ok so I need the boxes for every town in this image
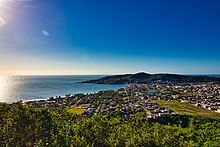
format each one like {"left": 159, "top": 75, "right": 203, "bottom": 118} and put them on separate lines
{"left": 23, "top": 82, "right": 220, "bottom": 120}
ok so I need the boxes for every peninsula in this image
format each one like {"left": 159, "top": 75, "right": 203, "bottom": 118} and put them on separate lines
{"left": 82, "top": 72, "right": 220, "bottom": 84}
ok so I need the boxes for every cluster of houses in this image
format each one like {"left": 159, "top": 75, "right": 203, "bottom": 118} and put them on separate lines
{"left": 81, "top": 89, "right": 177, "bottom": 120}
{"left": 23, "top": 82, "right": 220, "bottom": 120}
{"left": 127, "top": 83, "right": 220, "bottom": 113}
{"left": 24, "top": 94, "right": 86, "bottom": 108}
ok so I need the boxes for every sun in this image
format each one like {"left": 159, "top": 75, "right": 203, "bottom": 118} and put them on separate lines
{"left": 0, "top": 0, "right": 7, "bottom": 6}
{"left": 0, "top": 0, "right": 10, "bottom": 11}
{"left": 0, "top": 0, "right": 5, "bottom": 13}
{"left": 0, "top": 0, "right": 9, "bottom": 27}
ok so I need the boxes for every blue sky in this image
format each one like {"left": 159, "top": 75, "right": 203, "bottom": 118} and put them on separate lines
{"left": 0, "top": 0, "right": 220, "bottom": 75}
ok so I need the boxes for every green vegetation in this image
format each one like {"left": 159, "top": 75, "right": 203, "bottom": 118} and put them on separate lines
{"left": 1, "top": 102, "right": 220, "bottom": 146}
{"left": 68, "top": 107, "right": 85, "bottom": 114}
{"left": 180, "top": 92, "right": 199, "bottom": 96}
{"left": 99, "top": 90, "right": 118, "bottom": 98}
{"left": 82, "top": 72, "right": 220, "bottom": 84}
{"left": 154, "top": 100, "right": 220, "bottom": 120}
{"left": 80, "top": 104, "right": 90, "bottom": 108}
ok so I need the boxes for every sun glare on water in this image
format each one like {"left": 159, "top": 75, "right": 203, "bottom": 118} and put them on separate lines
{"left": 0, "top": 76, "right": 13, "bottom": 102}
{"left": 0, "top": 76, "right": 6, "bottom": 102}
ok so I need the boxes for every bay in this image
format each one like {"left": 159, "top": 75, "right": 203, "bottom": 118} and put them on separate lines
{"left": 0, "top": 75, "right": 125, "bottom": 103}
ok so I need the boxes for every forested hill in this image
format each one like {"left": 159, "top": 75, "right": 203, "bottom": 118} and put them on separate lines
{"left": 82, "top": 72, "right": 220, "bottom": 84}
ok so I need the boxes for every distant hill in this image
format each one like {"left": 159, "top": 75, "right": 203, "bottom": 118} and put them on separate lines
{"left": 81, "top": 72, "right": 220, "bottom": 84}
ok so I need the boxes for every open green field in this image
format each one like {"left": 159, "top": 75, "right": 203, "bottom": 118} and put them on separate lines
{"left": 68, "top": 107, "right": 85, "bottom": 115}
{"left": 154, "top": 100, "right": 220, "bottom": 120}
{"left": 180, "top": 92, "right": 199, "bottom": 96}
{"left": 80, "top": 104, "right": 90, "bottom": 108}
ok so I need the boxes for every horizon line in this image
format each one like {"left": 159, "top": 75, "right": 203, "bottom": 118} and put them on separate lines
{"left": 1, "top": 72, "right": 220, "bottom": 76}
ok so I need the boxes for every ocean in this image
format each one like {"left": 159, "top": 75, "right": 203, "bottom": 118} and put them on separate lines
{"left": 0, "top": 75, "right": 125, "bottom": 103}
{"left": 187, "top": 74, "right": 220, "bottom": 78}
{"left": 0, "top": 74, "right": 219, "bottom": 103}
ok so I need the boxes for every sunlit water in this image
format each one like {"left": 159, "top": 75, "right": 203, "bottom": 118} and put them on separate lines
{"left": 0, "top": 75, "right": 125, "bottom": 103}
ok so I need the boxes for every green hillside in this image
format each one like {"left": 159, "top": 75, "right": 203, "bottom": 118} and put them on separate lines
{"left": 82, "top": 72, "right": 220, "bottom": 84}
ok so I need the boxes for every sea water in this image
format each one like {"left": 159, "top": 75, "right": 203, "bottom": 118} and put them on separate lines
{"left": 0, "top": 75, "right": 125, "bottom": 103}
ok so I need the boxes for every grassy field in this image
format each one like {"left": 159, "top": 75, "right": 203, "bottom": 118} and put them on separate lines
{"left": 180, "top": 92, "right": 199, "bottom": 96}
{"left": 154, "top": 100, "right": 220, "bottom": 120}
{"left": 80, "top": 104, "right": 90, "bottom": 108}
{"left": 68, "top": 107, "right": 85, "bottom": 115}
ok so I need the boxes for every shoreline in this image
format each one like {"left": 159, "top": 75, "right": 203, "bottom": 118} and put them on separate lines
{"left": 2, "top": 90, "right": 111, "bottom": 104}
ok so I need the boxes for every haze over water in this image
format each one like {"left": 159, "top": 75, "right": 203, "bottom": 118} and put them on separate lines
{"left": 0, "top": 75, "right": 125, "bottom": 103}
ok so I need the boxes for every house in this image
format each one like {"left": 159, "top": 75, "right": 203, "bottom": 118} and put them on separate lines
{"left": 136, "top": 108, "right": 144, "bottom": 112}
{"left": 215, "top": 109, "right": 220, "bottom": 113}
{"left": 208, "top": 107, "right": 217, "bottom": 111}
{"left": 195, "top": 103, "right": 201, "bottom": 107}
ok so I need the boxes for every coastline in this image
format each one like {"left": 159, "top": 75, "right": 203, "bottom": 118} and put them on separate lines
{"left": 1, "top": 73, "right": 220, "bottom": 103}
{"left": 0, "top": 75, "right": 125, "bottom": 103}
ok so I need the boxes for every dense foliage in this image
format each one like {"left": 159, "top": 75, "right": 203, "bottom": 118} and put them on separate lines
{"left": 0, "top": 102, "right": 220, "bottom": 147}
